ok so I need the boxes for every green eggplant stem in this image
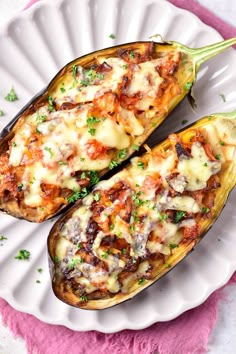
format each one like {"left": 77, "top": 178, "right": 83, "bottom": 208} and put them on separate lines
{"left": 177, "top": 37, "right": 236, "bottom": 71}
{"left": 212, "top": 109, "right": 236, "bottom": 119}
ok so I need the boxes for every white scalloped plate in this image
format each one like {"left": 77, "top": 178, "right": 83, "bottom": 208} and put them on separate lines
{"left": 0, "top": 0, "right": 236, "bottom": 333}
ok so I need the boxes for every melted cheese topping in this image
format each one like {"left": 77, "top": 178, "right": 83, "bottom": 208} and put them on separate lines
{"left": 6, "top": 51, "right": 181, "bottom": 210}
{"left": 56, "top": 130, "right": 226, "bottom": 296}
{"left": 127, "top": 60, "right": 163, "bottom": 110}
{"left": 9, "top": 123, "right": 33, "bottom": 166}
{"left": 178, "top": 142, "right": 221, "bottom": 191}
{"left": 54, "top": 57, "right": 129, "bottom": 106}
{"left": 165, "top": 196, "right": 200, "bottom": 213}
{"left": 118, "top": 108, "right": 144, "bottom": 136}
{"left": 93, "top": 118, "right": 130, "bottom": 149}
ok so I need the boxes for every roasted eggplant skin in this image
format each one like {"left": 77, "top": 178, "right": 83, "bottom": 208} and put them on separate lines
{"left": 48, "top": 111, "right": 236, "bottom": 310}
{"left": 1, "top": 38, "right": 236, "bottom": 222}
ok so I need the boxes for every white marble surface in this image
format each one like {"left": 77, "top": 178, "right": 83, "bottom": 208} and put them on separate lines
{"left": 0, "top": 1, "right": 235, "bottom": 353}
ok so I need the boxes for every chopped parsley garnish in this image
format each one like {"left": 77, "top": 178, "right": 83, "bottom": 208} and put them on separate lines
{"left": 101, "top": 251, "right": 110, "bottom": 259}
{"left": 85, "top": 68, "right": 94, "bottom": 78}
{"left": 174, "top": 211, "right": 186, "bottom": 223}
{"left": 5, "top": 87, "right": 18, "bottom": 102}
{"left": 130, "top": 224, "right": 135, "bottom": 232}
{"left": 48, "top": 96, "right": 55, "bottom": 111}
{"left": 87, "top": 116, "right": 100, "bottom": 136}
{"left": 219, "top": 93, "right": 226, "bottom": 102}
{"left": 87, "top": 116, "right": 100, "bottom": 126}
{"left": 134, "top": 198, "right": 144, "bottom": 207}
{"left": 121, "top": 248, "right": 127, "bottom": 254}
{"left": 93, "top": 193, "right": 100, "bottom": 201}
{"left": 130, "top": 51, "right": 135, "bottom": 59}
{"left": 0, "top": 235, "right": 7, "bottom": 241}
{"left": 0, "top": 110, "right": 4, "bottom": 116}
{"left": 44, "top": 146, "right": 53, "bottom": 158}
{"left": 165, "top": 263, "right": 171, "bottom": 268}
{"left": 157, "top": 212, "right": 168, "bottom": 221}
{"left": 132, "top": 211, "right": 140, "bottom": 222}
{"left": 89, "top": 170, "right": 100, "bottom": 185}
{"left": 72, "top": 65, "right": 78, "bottom": 83}
{"left": 67, "top": 187, "right": 89, "bottom": 203}
{"left": 18, "top": 183, "right": 24, "bottom": 190}
{"left": 109, "top": 224, "right": 114, "bottom": 231}
{"left": 12, "top": 142, "right": 17, "bottom": 147}
{"left": 184, "top": 82, "right": 192, "bottom": 90}
{"left": 37, "top": 268, "right": 43, "bottom": 273}
{"left": 138, "top": 278, "right": 145, "bottom": 285}
{"left": 36, "top": 111, "right": 47, "bottom": 125}
{"left": 77, "top": 243, "right": 82, "bottom": 249}
{"left": 109, "top": 34, "right": 116, "bottom": 39}
{"left": 132, "top": 144, "right": 139, "bottom": 151}
{"left": 149, "top": 203, "right": 156, "bottom": 210}
{"left": 219, "top": 141, "right": 225, "bottom": 146}
{"left": 15, "top": 249, "right": 30, "bottom": 260}
{"left": 54, "top": 255, "right": 60, "bottom": 263}
{"left": 202, "top": 206, "right": 210, "bottom": 213}
{"left": 80, "top": 295, "right": 88, "bottom": 302}
{"left": 80, "top": 79, "right": 90, "bottom": 86}
{"left": 81, "top": 172, "right": 87, "bottom": 179}
{"left": 60, "top": 87, "right": 66, "bottom": 93}
{"left": 169, "top": 243, "right": 179, "bottom": 249}
{"left": 58, "top": 161, "right": 67, "bottom": 165}
{"left": 68, "top": 258, "right": 82, "bottom": 270}
{"left": 80, "top": 68, "right": 104, "bottom": 86}
{"left": 132, "top": 191, "right": 144, "bottom": 207}
{"left": 151, "top": 122, "right": 157, "bottom": 127}
{"left": 123, "top": 64, "right": 128, "bottom": 69}
{"left": 117, "top": 149, "right": 127, "bottom": 159}
{"left": 137, "top": 161, "right": 144, "bottom": 169}
{"left": 181, "top": 119, "right": 188, "bottom": 125}
{"left": 203, "top": 162, "right": 208, "bottom": 167}
{"left": 80, "top": 157, "right": 85, "bottom": 161}
{"left": 115, "top": 231, "right": 122, "bottom": 237}
{"left": 215, "top": 154, "right": 221, "bottom": 160}
{"left": 36, "top": 280, "right": 41, "bottom": 284}
{"left": 109, "top": 160, "right": 119, "bottom": 169}
{"left": 88, "top": 128, "right": 96, "bottom": 136}
{"left": 96, "top": 72, "right": 104, "bottom": 80}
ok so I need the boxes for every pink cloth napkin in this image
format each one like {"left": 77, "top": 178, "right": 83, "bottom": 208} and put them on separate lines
{"left": 1, "top": 1, "right": 236, "bottom": 353}
{"left": 1, "top": 273, "right": 236, "bottom": 354}
{"left": 169, "top": 0, "right": 236, "bottom": 39}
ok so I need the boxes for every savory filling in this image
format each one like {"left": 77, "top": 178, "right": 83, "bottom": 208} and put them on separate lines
{"left": 54, "top": 127, "right": 224, "bottom": 301}
{"left": 0, "top": 43, "right": 182, "bottom": 220}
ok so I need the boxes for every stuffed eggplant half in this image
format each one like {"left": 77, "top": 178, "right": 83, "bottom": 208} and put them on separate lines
{"left": 1, "top": 38, "right": 236, "bottom": 222}
{"left": 48, "top": 110, "right": 236, "bottom": 310}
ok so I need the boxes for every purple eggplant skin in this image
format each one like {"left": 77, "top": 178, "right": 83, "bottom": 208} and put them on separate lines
{"left": 2, "top": 38, "right": 236, "bottom": 142}
{"left": 47, "top": 111, "right": 236, "bottom": 310}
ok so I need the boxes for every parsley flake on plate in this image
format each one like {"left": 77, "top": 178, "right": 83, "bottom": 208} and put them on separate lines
{"left": 15, "top": 249, "right": 31, "bottom": 260}
{"left": 5, "top": 87, "right": 18, "bottom": 102}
